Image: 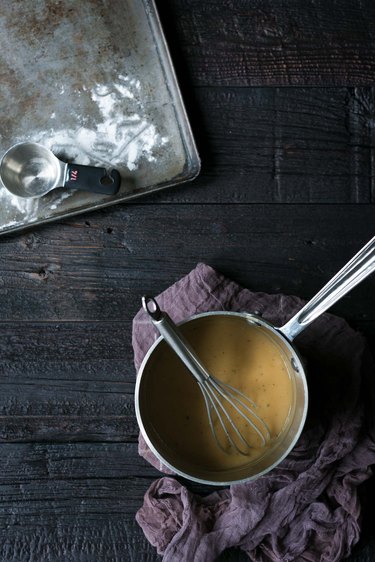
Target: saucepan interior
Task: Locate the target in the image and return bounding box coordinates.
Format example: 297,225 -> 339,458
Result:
135,311 -> 308,486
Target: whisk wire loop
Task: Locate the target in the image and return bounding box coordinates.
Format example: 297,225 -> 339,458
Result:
203,377 -> 271,454
201,380 -> 252,455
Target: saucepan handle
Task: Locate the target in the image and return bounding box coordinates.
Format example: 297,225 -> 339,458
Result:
64,163 -> 121,195
279,235 -> 375,341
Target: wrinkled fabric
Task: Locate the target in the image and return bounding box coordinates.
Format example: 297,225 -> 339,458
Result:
133,263 -> 375,562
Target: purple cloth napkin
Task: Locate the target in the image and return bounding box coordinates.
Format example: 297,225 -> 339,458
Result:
133,263 -> 375,562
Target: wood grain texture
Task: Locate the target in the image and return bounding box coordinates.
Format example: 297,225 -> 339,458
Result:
156,0 -> 375,86
0,443 -> 159,562
1,203 -> 375,322
0,443 -> 373,562
1,1 -> 375,561
128,87 -> 374,205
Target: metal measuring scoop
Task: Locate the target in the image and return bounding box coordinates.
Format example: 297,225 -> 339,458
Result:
0,142 -> 121,198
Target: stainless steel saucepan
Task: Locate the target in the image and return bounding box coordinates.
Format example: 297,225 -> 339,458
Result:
135,235 -> 375,485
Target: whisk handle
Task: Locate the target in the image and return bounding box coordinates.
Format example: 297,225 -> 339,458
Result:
142,296 -> 210,384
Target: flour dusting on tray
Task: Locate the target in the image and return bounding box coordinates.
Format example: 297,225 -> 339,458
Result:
0,0 -> 199,234
32,75 -> 169,172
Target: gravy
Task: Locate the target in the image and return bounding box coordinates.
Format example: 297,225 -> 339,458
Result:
144,315 -> 294,471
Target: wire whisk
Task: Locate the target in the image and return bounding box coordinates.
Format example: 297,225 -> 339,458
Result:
142,296 -> 271,455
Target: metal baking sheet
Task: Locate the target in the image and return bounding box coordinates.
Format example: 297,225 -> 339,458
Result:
0,0 -> 200,235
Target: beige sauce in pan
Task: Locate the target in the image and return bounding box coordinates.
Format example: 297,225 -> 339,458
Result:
144,315 -> 294,470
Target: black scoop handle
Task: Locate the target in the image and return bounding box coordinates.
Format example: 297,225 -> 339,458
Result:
64,163 -> 121,195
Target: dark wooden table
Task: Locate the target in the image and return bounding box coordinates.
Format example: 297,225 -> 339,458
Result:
1,1 -> 375,560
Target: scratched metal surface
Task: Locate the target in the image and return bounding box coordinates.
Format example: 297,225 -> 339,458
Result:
0,0 -> 199,234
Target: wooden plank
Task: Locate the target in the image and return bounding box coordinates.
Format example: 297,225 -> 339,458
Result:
0,443 -> 372,562
1,203 -> 375,323
0,442 -> 158,482
156,0 -> 375,86
0,443 -> 160,562
0,416 -> 136,443
158,86 -> 373,205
